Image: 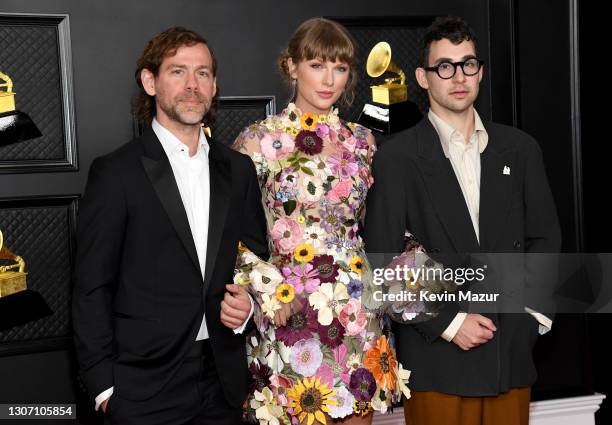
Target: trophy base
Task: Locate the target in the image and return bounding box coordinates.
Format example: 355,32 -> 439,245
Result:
0,271 -> 27,298
357,100 -> 423,135
0,289 -> 52,331
0,110 -> 42,147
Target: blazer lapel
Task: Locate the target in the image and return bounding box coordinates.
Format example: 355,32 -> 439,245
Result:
202,141 -> 231,296
139,127 -> 201,273
478,123 -> 515,251
415,119 -> 480,253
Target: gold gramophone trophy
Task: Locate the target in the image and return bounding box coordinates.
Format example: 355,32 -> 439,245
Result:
0,71 -> 42,147
0,229 -> 52,331
0,230 -> 28,298
357,42 -> 422,134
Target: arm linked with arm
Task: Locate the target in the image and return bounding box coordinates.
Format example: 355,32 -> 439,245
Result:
364,146 -> 461,342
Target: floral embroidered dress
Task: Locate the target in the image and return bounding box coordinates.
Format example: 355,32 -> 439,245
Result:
233,104 -> 417,424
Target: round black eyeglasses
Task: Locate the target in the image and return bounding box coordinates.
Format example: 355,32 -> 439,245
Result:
424,58 -> 484,79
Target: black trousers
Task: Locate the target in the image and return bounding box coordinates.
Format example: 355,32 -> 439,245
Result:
104,340 -> 242,425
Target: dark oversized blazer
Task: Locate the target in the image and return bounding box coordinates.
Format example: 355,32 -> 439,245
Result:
72,127 -> 268,406
364,117 -> 561,396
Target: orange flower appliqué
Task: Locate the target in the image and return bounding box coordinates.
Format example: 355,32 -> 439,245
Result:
363,335 -> 397,391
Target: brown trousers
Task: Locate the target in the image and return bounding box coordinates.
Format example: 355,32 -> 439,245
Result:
403,387 -> 531,425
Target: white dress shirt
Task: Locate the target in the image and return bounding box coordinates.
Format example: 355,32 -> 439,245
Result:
427,110 -> 552,342
95,118 -> 253,410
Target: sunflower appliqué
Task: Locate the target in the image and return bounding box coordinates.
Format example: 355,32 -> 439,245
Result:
287,376 -> 337,425
275,283 -> 295,303
300,112 -> 318,131
294,243 -> 315,263
353,400 -> 373,417
350,256 -> 365,275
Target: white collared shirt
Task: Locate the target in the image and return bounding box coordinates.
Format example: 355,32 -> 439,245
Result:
95,118 -> 252,410
154,118 -> 213,340
428,109 -> 488,243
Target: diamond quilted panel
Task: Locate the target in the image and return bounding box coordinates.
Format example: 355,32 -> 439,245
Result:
214,108 -> 267,147
0,199 -> 75,343
0,23 -> 65,160
213,99 -> 274,147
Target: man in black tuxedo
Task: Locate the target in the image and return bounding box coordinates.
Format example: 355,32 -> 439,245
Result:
72,27 -> 268,425
364,17 -> 561,425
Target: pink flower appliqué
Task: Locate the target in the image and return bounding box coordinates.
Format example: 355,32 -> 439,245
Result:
289,338 -> 323,377
271,217 -> 303,253
359,166 -> 375,188
327,152 -> 359,180
330,126 -> 357,152
260,132 -> 295,160
316,124 -> 330,139
326,179 -> 353,203
332,344 -> 352,385
269,374 -> 293,405
282,263 -> 321,294
314,362 -> 335,388
338,299 -> 367,336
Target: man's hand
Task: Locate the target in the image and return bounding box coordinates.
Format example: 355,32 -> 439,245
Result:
100,399 -> 109,413
221,284 -> 251,330
451,314 -> 496,351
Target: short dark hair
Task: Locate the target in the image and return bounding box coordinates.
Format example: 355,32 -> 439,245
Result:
421,16 -> 477,67
132,26 -> 218,126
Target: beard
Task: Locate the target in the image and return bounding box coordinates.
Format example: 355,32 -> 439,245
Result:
157,91 -> 211,126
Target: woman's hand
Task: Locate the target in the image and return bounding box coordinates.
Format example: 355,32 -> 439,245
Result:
273,302 -> 292,326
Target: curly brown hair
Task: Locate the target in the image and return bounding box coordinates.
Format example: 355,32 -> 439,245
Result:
278,17 -> 357,108
132,26 -> 219,127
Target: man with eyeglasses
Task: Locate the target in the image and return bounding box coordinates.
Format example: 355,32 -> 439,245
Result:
365,16 -> 560,425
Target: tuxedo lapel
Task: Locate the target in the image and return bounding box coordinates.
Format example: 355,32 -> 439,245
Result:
479,125 -> 515,251
139,128 -> 200,273
415,119 -> 480,253
202,141 -> 231,296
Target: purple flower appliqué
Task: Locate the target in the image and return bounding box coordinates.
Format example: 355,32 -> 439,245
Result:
310,255 -> 340,283
275,300 -> 317,346
317,317 -> 346,349
319,204 -> 345,233
347,279 -> 363,298
349,368 -> 377,401
295,130 -> 323,155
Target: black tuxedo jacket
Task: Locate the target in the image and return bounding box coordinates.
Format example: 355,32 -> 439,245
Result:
364,117 -> 561,396
72,127 -> 268,406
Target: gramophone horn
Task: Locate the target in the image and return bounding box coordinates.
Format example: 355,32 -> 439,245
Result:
0,230 -> 26,274
366,42 -> 406,85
